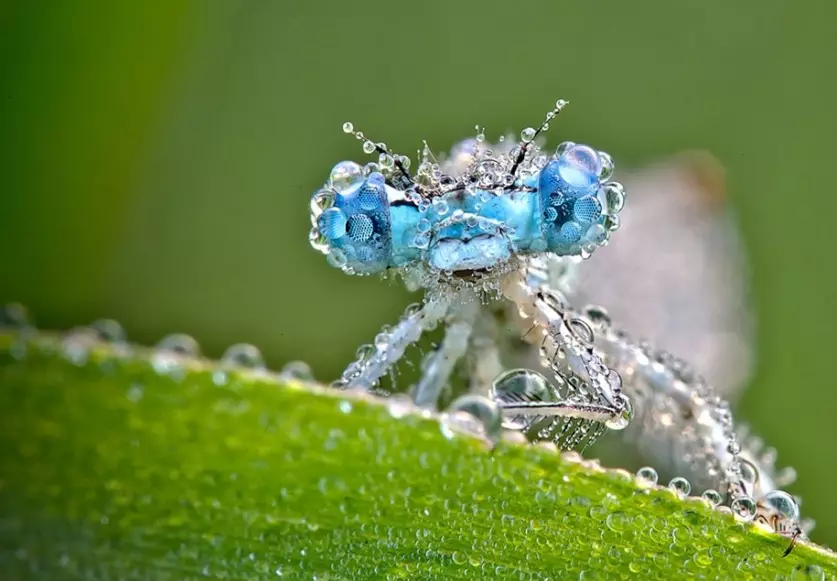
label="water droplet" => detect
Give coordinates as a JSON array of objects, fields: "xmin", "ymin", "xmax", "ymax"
[
  {"xmin": 668, "ymin": 476, "xmax": 691, "ymax": 497},
  {"xmin": 126, "ymin": 382, "xmax": 144, "ymax": 402},
  {"xmin": 602, "ymin": 182, "xmax": 625, "ymax": 214},
  {"xmin": 444, "ymin": 394, "xmax": 503, "ymax": 442},
  {"xmin": 557, "ymin": 145, "xmax": 601, "ymax": 189},
  {"xmin": 362, "ymin": 140, "xmax": 376, "ymax": 154},
  {"xmin": 605, "ymin": 511, "xmax": 628, "ymax": 533},
  {"xmin": 759, "ymin": 490, "xmax": 800, "ymax": 528},
  {"xmin": 598, "ymin": 151, "xmax": 614, "ymax": 181},
  {"xmin": 731, "ymin": 495, "xmax": 756, "ymax": 520},
  {"xmin": 157, "ymin": 333, "xmax": 200, "ymax": 356},
  {"xmin": 310, "ymin": 189, "xmax": 336, "ymax": 217},
  {"xmin": 701, "ymin": 489, "xmax": 722, "ymax": 506},
  {"xmin": 605, "ymin": 397, "xmax": 632, "ymax": 430},
  {"xmin": 432, "ymin": 198, "xmax": 449, "ymax": 216},
  {"xmin": 342, "ymin": 122, "xmax": 353, "ymax": 134},
  {"xmin": 221, "ymin": 343, "xmax": 265, "ymax": 370},
  {"xmin": 0, "ymin": 303, "xmax": 30, "ymax": 329},
  {"xmin": 636, "ymin": 466, "xmax": 658, "ymax": 485},
  {"xmin": 153, "ymin": 333, "xmax": 200, "ymax": 378},
  {"xmin": 413, "ymin": 233, "xmax": 430, "ymax": 249},
  {"xmin": 279, "ymin": 360, "xmax": 314, "ymax": 381},
  {"xmin": 521, "ymin": 127, "xmax": 536, "ymax": 142},
  {"xmin": 798, "ymin": 565, "xmax": 825, "ymax": 581},
  {"xmin": 339, "ymin": 400, "xmax": 352, "ymax": 414},
  {"xmin": 583, "ymin": 305, "xmax": 611, "ymax": 330},
  {"xmin": 329, "ymin": 161, "xmax": 364, "ymax": 192},
  {"xmin": 89, "ymin": 319, "xmax": 126, "ymax": 343},
  {"xmin": 738, "ymin": 458, "xmax": 759, "ymax": 495},
  {"xmin": 490, "ymin": 368, "xmax": 555, "ymax": 430},
  {"xmin": 327, "ymin": 248, "xmax": 348, "ymax": 269},
  {"xmin": 387, "ymin": 394, "xmax": 414, "ymax": 419}
]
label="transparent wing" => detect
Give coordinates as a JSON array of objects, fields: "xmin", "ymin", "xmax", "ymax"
[{"xmin": 569, "ymin": 152, "xmax": 754, "ymax": 397}]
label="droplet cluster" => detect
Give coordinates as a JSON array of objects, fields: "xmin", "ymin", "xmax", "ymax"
[
  {"xmin": 0, "ymin": 320, "xmax": 831, "ymax": 580},
  {"xmin": 309, "ymin": 100, "xmax": 625, "ymax": 286}
]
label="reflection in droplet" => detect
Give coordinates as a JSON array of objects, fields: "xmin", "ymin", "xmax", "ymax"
[
  {"xmin": 668, "ymin": 476, "xmax": 691, "ymax": 497},
  {"xmin": 490, "ymin": 368, "xmax": 555, "ymax": 430},
  {"xmin": 636, "ymin": 466, "xmax": 658, "ymax": 485},
  {"xmin": 280, "ymin": 360, "xmax": 315, "ymax": 381},
  {"xmin": 443, "ymin": 394, "xmax": 502, "ymax": 443}
]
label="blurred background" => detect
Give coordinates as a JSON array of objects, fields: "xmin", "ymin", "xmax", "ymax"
[{"xmin": 2, "ymin": 1, "xmax": 836, "ymax": 545}]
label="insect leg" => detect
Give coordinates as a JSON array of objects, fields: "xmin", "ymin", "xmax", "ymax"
[
  {"xmin": 467, "ymin": 310, "xmax": 505, "ymax": 397},
  {"xmin": 340, "ymin": 294, "xmax": 451, "ymax": 391},
  {"xmin": 495, "ymin": 268, "xmax": 632, "ymax": 451},
  {"xmin": 411, "ymin": 299, "xmax": 479, "ymax": 409}
]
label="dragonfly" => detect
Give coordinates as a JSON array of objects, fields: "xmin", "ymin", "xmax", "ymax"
[{"xmin": 307, "ymin": 100, "xmax": 808, "ymax": 546}]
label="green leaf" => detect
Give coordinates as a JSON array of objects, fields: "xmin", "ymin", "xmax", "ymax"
[{"xmin": 1, "ymin": 331, "xmax": 835, "ymax": 580}]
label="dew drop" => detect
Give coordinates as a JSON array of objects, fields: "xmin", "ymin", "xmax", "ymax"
[
  {"xmin": 444, "ymin": 394, "xmax": 503, "ymax": 443},
  {"xmin": 730, "ymin": 496, "xmax": 756, "ymax": 520},
  {"xmin": 432, "ymin": 199, "xmax": 449, "ymax": 216},
  {"xmin": 598, "ymin": 151, "xmax": 614, "ymax": 181},
  {"xmin": 342, "ymin": 122, "xmax": 353, "ymax": 134},
  {"xmin": 490, "ymin": 368, "xmax": 555, "ymax": 431},
  {"xmin": 387, "ymin": 394, "xmax": 414, "ymax": 419},
  {"xmin": 329, "ymin": 161, "xmax": 364, "ymax": 192},
  {"xmin": 157, "ymin": 333, "xmax": 200, "ymax": 356},
  {"xmin": 221, "ymin": 343, "xmax": 265, "ymax": 370},
  {"xmin": 668, "ymin": 476, "xmax": 691, "ymax": 497},
  {"xmin": 90, "ymin": 319, "xmax": 127, "ymax": 343},
  {"xmin": 327, "ymin": 248, "xmax": 348, "ymax": 269},
  {"xmin": 583, "ymin": 305, "xmax": 611, "ymax": 330},
  {"xmin": 701, "ymin": 489, "xmax": 722, "ymax": 506},
  {"xmin": 602, "ymin": 182, "xmax": 625, "ymax": 214},
  {"xmin": 738, "ymin": 458, "xmax": 759, "ymax": 495},
  {"xmin": 760, "ymin": 490, "xmax": 800, "ymax": 525},
  {"xmin": 604, "ymin": 397, "xmax": 632, "ymax": 431},
  {"xmin": 362, "ymin": 141, "xmax": 376, "ymax": 154},
  {"xmin": 636, "ymin": 466, "xmax": 658, "ymax": 485},
  {"xmin": 279, "ymin": 360, "xmax": 314, "ymax": 381},
  {"xmin": 605, "ymin": 511, "xmax": 628, "ymax": 533},
  {"xmin": 521, "ymin": 127, "xmax": 536, "ymax": 142},
  {"xmin": 153, "ymin": 333, "xmax": 200, "ymax": 378},
  {"xmin": 558, "ymin": 145, "xmax": 602, "ymax": 188},
  {"xmin": 0, "ymin": 303, "xmax": 30, "ymax": 329}
]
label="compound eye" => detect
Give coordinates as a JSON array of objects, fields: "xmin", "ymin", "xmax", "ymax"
[
  {"xmin": 310, "ymin": 166, "xmax": 392, "ymax": 274},
  {"xmin": 538, "ymin": 144, "xmax": 622, "ymax": 256}
]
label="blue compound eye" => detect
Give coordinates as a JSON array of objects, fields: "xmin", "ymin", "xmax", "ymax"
[
  {"xmin": 311, "ymin": 166, "xmax": 392, "ymax": 274},
  {"xmin": 538, "ymin": 144, "xmax": 615, "ymax": 256}
]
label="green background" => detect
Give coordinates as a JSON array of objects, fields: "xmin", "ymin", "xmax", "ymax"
[{"xmin": 2, "ymin": 0, "xmax": 836, "ymax": 548}]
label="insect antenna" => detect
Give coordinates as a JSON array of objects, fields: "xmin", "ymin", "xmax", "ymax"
[
  {"xmin": 509, "ymin": 99, "xmax": 569, "ymax": 176},
  {"xmin": 342, "ymin": 121, "xmax": 415, "ymax": 186}
]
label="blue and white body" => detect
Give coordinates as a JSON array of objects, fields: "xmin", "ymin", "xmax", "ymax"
[
  {"xmin": 308, "ymin": 100, "xmax": 631, "ymax": 443},
  {"xmin": 310, "ymin": 101, "xmax": 623, "ymax": 283}
]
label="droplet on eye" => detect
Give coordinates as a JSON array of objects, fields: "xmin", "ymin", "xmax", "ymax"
[
  {"xmin": 317, "ymin": 207, "xmax": 348, "ymax": 240},
  {"xmin": 557, "ymin": 145, "xmax": 602, "ymax": 189},
  {"xmin": 329, "ymin": 161, "xmax": 364, "ymax": 192}
]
